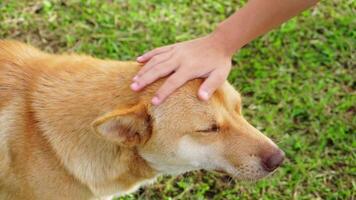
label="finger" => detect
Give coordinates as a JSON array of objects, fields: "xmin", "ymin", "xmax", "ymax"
[
  {"xmin": 134, "ymin": 51, "xmax": 173, "ymax": 80},
  {"xmin": 137, "ymin": 45, "xmax": 173, "ymax": 63},
  {"xmin": 151, "ymin": 70, "xmax": 189, "ymax": 105},
  {"xmin": 198, "ymin": 70, "xmax": 228, "ymax": 101},
  {"xmin": 131, "ymin": 60, "xmax": 178, "ymax": 91}
]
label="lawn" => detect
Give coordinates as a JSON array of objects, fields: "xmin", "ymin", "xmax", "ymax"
[{"xmin": 0, "ymin": 0, "xmax": 354, "ymax": 199}]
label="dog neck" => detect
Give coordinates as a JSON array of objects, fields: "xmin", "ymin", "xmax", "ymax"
[{"xmin": 29, "ymin": 57, "xmax": 158, "ymax": 196}]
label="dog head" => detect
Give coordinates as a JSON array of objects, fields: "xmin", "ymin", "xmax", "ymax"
[{"xmin": 92, "ymin": 80, "xmax": 284, "ymax": 181}]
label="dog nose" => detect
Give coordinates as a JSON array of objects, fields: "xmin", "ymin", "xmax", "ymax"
[{"xmin": 261, "ymin": 149, "xmax": 285, "ymax": 172}]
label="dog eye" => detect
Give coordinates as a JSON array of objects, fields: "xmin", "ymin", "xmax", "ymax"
[{"xmin": 197, "ymin": 124, "xmax": 220, "ymax": 133}]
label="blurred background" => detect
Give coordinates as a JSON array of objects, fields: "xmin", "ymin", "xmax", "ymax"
[{"xmin": 0, "ymin": 0, "xmax": 354, "ymax": 199}]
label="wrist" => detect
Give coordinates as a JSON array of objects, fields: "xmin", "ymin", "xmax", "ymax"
[
  {"xmin": 209, "ymin": 29, "xmax": 235, "ymax": 58},
  {"xmin": 210, "ymin": 24, "xmax": 243, "ymax": 57}
]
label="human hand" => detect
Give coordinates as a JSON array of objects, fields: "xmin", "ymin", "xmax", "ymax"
[{"xmin": 131, "ymin": 33, "xmax": 233, "ymax": 105}]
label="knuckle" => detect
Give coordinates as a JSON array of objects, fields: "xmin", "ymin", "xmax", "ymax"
[
  {"xmin": 138, "ymin": 75, "xmax": 149, "ymax": 83},
  {"xmin": 157, "ymin": 67, "xmax": 167, "ymax": 74},
  {"xmin": 165, "ymin": 62, "xmax": 175, "ymax": 70},
  {"xmin": 151, "ymin": 64, "xmax": 161, "ymax": 72},
  {"xmin": 151, "ymin": 57, "xmax": 159, "ymax": 63},
  {"xmin": 152, "ymin": 66, "xmax": 163, "ymax": 73},
  {"xmin": 215, "ymin": 71, "xmax": 226, "ymax": 80},
  {"xmin": 158, "ymin": 64, "xmax": 175, "ymax": 76},
  {"xmin": 157, "ymin": 88, "xmax": 169, "ymax": 98},
  {"xmin": 177, "ymin": 70, "xmax": 193, "ymax": 80},
  {"xmin": 163, "ymin": 60, "xmax": 174, "ymax": 68},
  {"xmin": 178, "ymin": 68, "xmax": 190, "ymax": 75},
  {"xmin": 183, "ymin": 61, "xmax": 196, "ymax": 70},
  {"xmin": 166, "ymin": 78, "xmax": 179, "ymax": 86}
]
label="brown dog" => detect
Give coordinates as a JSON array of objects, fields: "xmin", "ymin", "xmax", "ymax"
[{"xmin": 0, "ymin": 40, "xmax": 284, "ymax": 200}]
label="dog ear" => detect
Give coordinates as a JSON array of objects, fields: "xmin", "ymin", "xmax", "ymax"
[{"xmin": 92, "ymin": 103, "xmax": 151, "ymax": 147}]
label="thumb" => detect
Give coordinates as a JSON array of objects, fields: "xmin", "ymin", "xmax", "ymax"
[{"xmin": 198, "ymin": 70, "xmax": 228, "ymax": 101}]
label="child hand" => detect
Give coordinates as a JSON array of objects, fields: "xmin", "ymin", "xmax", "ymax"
[{"xmin": 131, "ymin": 34, "xmax": 232, "ymax": 105}]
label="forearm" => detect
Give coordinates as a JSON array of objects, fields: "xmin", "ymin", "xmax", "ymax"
[{"xmin": 212, "ymin": 0, "xmax": 319, "ymax": 56}]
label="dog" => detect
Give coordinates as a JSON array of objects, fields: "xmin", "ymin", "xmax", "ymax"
[{"xmin": 0, "ymin": 40, "xmax": 284, "ymax": 200}]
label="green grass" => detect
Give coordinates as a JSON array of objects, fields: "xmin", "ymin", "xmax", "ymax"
[{"xmin": 1, "ymin": 0, "xmax": 355, "ymax": 199}]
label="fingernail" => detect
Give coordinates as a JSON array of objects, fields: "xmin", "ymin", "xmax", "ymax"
[
  {"xmin": 132, "ymin": 76, "xmax": 138, "ymax": 81},
  {"xmin": 199, "ymin": 90, "xmax": 209, "ymax": 101},
  {"xmin": 137, "ymin": 56, "xmax": 144, "ymax": 62},
  {"xmin": 151, "ymin": 96, "xmax": 160, "ymax": 105},
  {"xmin": 130, "ymin": 82, "xmax": 140, "ymax": 91}
]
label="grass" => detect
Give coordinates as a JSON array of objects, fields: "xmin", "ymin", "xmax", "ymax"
[{"xmin": 0, "ymin": 0, "xmax": 355, "ymax": 199}]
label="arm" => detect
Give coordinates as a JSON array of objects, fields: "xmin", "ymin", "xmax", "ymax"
[
  {"xmin": 131, "ymin": 0, "xmax": 318, "ymax": 105},
  {"xmin": 213, "ymin": 0, "xmax": 319, "ymax": 56}
]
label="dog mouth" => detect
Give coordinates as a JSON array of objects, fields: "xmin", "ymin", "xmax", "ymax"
[{"xmin": 212, "ymin": 165, "xmax": 273, "ymax": 182}]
